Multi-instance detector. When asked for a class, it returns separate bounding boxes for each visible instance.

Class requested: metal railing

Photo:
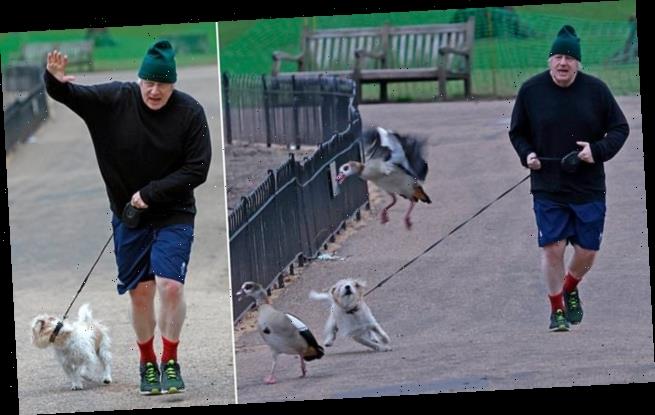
[3,64,48,152]
[228,75,368,321]
[222,73,355,147]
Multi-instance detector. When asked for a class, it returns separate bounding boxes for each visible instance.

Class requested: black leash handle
[364,174,530,297]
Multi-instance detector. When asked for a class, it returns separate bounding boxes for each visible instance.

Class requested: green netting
[471,10,639,97]
[219,1,639,100]
[0,23,217,72]
[451,7,536,39]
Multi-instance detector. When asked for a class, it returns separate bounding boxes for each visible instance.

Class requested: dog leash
[364,174,530,297]
[50,233,114,342]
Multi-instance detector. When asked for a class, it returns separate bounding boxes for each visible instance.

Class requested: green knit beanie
[550,25,581,62]
[138,40,177,83]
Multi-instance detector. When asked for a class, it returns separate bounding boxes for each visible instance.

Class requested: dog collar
[346,306,360,314]
[49,321,64,343]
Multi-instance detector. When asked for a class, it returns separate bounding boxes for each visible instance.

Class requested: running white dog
[309,279,391,352]
[30,303,112,390]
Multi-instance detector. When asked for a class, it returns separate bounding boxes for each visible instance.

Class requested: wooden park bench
[19,40,94,72]
[271,17,475,102]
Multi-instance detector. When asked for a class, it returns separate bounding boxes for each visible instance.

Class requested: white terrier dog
[31,303,112,390]
[310,279,391,352]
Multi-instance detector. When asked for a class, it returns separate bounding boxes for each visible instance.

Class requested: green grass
[0,22,217,72]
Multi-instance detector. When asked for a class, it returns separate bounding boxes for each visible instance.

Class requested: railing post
[319,74,329,143]
[222,72,232,145]
[332,77,339,137]
[292,75,301,150]
[262,74,272,147]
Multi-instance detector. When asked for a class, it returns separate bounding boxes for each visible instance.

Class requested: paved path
[233,96,653,402]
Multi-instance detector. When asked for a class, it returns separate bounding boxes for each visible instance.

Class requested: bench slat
[359,68,434,81]
[309,27,382,38]
[389,22,472,35]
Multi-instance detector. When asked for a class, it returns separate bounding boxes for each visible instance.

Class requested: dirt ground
[224,141,316,211]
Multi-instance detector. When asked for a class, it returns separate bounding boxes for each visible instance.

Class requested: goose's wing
[393,131,429,182]
[363,127,428,181]
[362,127,393,163]
[286,313,324,361]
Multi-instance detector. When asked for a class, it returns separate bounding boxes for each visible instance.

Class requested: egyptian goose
[237,281,324,384]
[336,126,432,229]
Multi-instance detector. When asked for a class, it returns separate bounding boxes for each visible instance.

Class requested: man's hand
[526,152,542,170]
[46,50,76,83]
[131,191,149,209]
[576,141,595,163]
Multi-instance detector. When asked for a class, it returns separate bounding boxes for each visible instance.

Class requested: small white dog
[31,303,112,390]
[310,278,391,352]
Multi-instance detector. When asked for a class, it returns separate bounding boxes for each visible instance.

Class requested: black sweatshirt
[509,70,629,203]
[44,70,211,227]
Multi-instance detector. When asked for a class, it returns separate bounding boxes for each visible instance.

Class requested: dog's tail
[77,303,94,323]
[309,290,332,303]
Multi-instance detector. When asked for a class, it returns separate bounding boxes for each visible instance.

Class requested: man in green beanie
[44,40,211,395]
[509,25,629,332]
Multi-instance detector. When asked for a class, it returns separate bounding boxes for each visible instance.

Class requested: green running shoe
[549,309,570,332]
[140,362,162,395]
[160,360,185,394]
[564,289,583,324]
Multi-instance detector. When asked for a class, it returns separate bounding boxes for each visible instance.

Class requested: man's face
[549,54,578,87]
[139,79,174,110]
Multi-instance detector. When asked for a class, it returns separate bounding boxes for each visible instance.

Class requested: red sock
[548,292,565,313]
[137,336,157,365]
[161,336,179,364]
[563,273,581,293]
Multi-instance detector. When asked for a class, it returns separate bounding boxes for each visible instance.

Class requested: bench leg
[438,78,447,101]
[380,82,388,102]
[464,77,471,99]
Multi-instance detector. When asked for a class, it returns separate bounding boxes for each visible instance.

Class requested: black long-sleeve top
[509,70,629,203]
[44,70,211,227]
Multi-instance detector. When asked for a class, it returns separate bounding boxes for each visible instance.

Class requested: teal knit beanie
[550,25,581,62]
[138,40,177,83]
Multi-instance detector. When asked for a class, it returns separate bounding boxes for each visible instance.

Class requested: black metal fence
[3,64,49,152]
[222,73,356,147]
[229,76,369,322]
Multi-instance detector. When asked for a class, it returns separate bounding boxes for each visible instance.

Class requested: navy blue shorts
[532,197,606,251]
[111,215,194,295]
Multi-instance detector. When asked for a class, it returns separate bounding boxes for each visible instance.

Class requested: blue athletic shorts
[533,197,606,251]
[111,215,194,295]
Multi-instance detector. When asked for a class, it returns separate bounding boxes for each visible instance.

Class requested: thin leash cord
[364,174,530,297]
[60,233,114,320]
